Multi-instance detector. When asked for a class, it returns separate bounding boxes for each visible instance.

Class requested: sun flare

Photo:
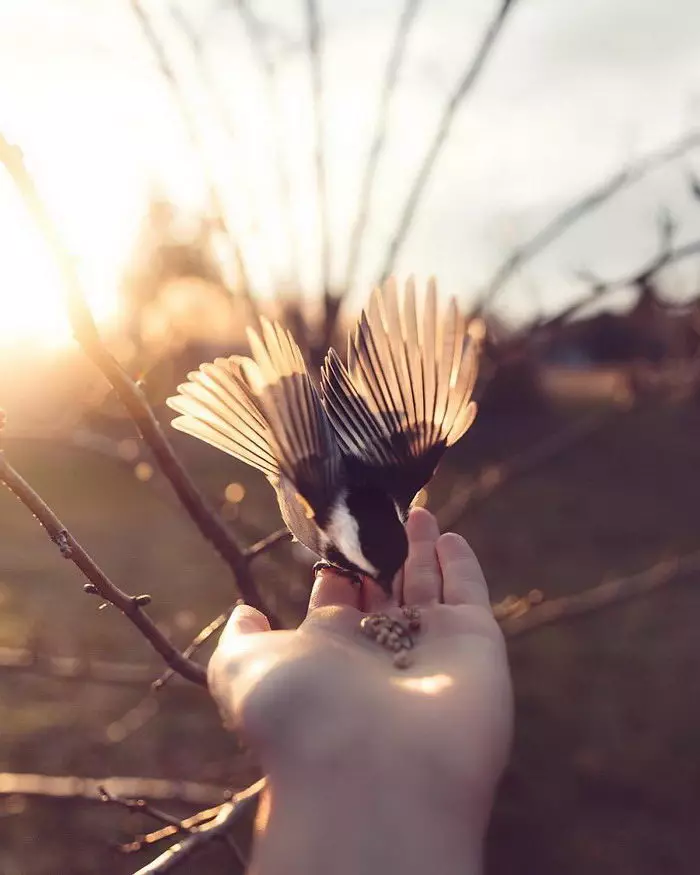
[0,186,120,349]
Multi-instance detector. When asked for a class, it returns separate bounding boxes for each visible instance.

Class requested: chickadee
[166,277,480,594]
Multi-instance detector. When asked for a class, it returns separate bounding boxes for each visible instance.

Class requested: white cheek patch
[326,500,379,577]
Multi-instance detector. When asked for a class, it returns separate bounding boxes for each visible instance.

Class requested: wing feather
[321,277,480,509]
[167,320,343,515]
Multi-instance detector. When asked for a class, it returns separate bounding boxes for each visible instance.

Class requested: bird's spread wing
[321,277,479,510]
[167,318,343,517]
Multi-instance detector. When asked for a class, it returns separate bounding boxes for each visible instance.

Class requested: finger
[437,533,490,608]
[307,568,361,614]
[393,565,405,607]
[402,507,442,605]
[360,576,392,614]
[218,603,271,651]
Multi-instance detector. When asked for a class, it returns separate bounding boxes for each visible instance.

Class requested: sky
[0,0,699,349]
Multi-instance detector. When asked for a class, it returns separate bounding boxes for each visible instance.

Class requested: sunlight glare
[0,142,127,350]
[391,673,454,695]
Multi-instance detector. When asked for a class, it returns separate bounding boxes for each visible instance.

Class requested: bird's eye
[295,492,315,520]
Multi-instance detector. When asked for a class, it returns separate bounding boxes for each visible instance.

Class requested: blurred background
[0,0,699,872]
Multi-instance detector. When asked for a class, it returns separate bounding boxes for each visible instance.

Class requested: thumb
[208,603,271,727]
[219,602,271,648]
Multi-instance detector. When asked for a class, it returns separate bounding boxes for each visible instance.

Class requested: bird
[166,277,480,595]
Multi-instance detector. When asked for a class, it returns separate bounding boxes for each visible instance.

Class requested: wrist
[249,758,486,875]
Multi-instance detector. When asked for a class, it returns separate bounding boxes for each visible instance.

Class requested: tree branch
[244,527,293,559]
[123,543,700,867]
[129,0,253,303]
[305,0,331,296]
[0,451,207,687]
[0,773,225,806]
[476,126,700,311]
[378,0,517,282]
[152,610,231,692]
[0,134,279,627]
[120,803,224,853]
[501,550,700,638]
[436,407,622,531]
[98,786,192,834]
[152,529,292,690]
[345,0,422,290]
[0,645,163,687]
[131,778,264,874]
[575,237,700,300]
[233,0,301,288]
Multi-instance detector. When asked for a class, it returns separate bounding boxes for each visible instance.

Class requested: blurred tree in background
[0,1,700,874]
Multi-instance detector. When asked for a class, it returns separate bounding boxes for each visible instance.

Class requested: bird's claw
[312,561,363,587]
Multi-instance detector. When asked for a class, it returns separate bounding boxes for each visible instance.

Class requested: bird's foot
[312,560,363,587]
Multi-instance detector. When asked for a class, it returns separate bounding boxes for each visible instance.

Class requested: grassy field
[1,399,699,874]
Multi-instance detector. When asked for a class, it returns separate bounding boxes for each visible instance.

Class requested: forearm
[248,767,485,875]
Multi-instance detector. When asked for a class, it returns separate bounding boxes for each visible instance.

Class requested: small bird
[166,277,480,594]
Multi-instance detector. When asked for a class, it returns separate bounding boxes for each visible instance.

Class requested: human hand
[208,508,513,875]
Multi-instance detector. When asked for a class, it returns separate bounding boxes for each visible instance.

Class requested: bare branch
[0,773,224,806]
[0,645,162,687]
[378,0,517,282]
[527,234,700,338]
[0,452,207,687]
[153,610,231,692]
[131,778,264,874]
[501,550,700,638]
[234,0,302,287]
[125,546,700,865]
[436,407,622,531]
[575,237,700,299]
[121,804,225,853]
[476,126,700,311]
[244,527,294,559]
[305,0,331,296]
[152,528,292,691]
[0,134,279,627]
[129,0,254,305]
[345,0,423,290]
[98,786,192,833]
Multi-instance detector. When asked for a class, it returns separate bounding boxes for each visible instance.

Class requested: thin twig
[0,134,278,627]
[476,126,700,311]
[129,0,254,306]
[152,528,291,691]
[235,0,301,287]
[121,804,224,853]
[501,550,700,638]
[132,778,264,874]
[0,773,225,805]
[576,237,700,299]
[527,235,700,339]
[0,646,163,687]
[168,2,266,312]
[244,527,293,559]
[153,610,231,692]
[0,452,207,687]
[98,786,192,833]
[345,0,422,290]
[128,545,699,865]
[436,407,621,531]
[305,0,331,296]
[378,0,517,282]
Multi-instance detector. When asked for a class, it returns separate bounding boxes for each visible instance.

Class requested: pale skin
[208,508,514,875]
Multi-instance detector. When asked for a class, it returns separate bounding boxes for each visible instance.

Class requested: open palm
[209,508,513,812]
